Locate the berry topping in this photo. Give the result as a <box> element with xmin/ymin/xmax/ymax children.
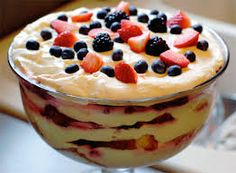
<box><xmin>89</xmin><ymin>21</ymin><xmax>102</xmax><ymax>29</ymax></box>
<box><xmin>112</xmin><ymin>49</ymin><xmax>123</xmax><ymax>61</ymax></box>
<box><xmin>92</xmin><ymin>33</ymin><xmax>114</xmax><ymax>52</ymax></box>
<box><xmin>61</xmin><ymin>48</ymin><xmax>75</xmax><ymax>59</ymax></box>
<box><xmin>151</xmin><ymin>59</ymin><xmax>166</xmax><ymax>74</ymax></box>
<box><xmin>145</xmin><ymin>36</ymin><xmax>169</xmax><ymax>56</ymax></box>
<box><xmin>168</xmin><ymin>65</ymin><xmax>182</xmax><ymax>76</ymax></box>
<box><xmin>65</xmin><ymin>64</ymin><xmax>79</xmax><ymax>74</ymax></box>
<box><xmin>104</xmin><ymin>11</ymin><xmax>129</xmax><ymax>28</ymax></box>
<box><xmin>40</xmin><ymin>30</ymin><xmax>52</xmax><ymax>41</ymax></box>
<box><xmin>170</xmin><ymin>24</ymin><xmax>182</xmax><ymax>34</ymax></box>
<box><xmin>128</xmin><ymin>32</ymin><xmax>150</xmax><ymax>53</ymax></box>
<box><xmin>71</xmin><ymin>12</ymin><xmax>93</xmax><ymax>22</ymax></box>
<box><xmin>192</xmin><ymin>24</ymin><xmax>203</xmax><ymax>33</ymax></box>
<box><xmin>81</xmin><ymin>52</ymin><xmax>104</xmax><ymax>73</ymax></box>
<box><xmin>167</xmin><ymin>10</ymin><xmax>191</xmax><ymax>29</ymax></box>
<box><xmin>26</xmin><ymin>40</ymin><xmax>40</xmax><ymax>50</ymax></box>
<box><xmin>57</xmin><ymin>14</ymin><xmax>68</xmax><ymax>21</ymax></box>
<box><xmin>157</xmin><ymin>12</ymin><xmax>167</xmax><ymax>22</ymax></box>
<box><xmin>103</xmin><ymin>7</ymin><xmax>111</xmax><ymax>13</ymax></box>
<box><xmin>134</xmin><ymin>60</ymin><xmax>148</xmax><ymax>74</ymax></box>
<box><xmin>51</xmin><ymin>20</ymin><xmax>78</xmax><ymax>34</ymax></box>
<box><xmin>97</xmin><ymin>10</ymin><xmax>108</xmax><ymax>19</ymax></box>
<box><xmin>74</xmin><ymin>41</ymin><xmax>87</xmax><ymax>52</ymax></box>
<box><xmin>115</xmin><ymin>62</ymin><xmax>138</xmax><ymax>83</ymax></box>
<box><xmin>114</xmin><ymin>36</ymin><xmax>124</xmax><ymax>43</ymax></box>
<box><xmin>173</xmin><ymin>29</ymin><xmax>199</xmax><ymax>48</ymax></box>
<box><xmin>100</xmin><ymin>66</ymin><xmax>115</xmax><ymax>77</ymax></box>
<box><xmin>197</xmin><ymin>40</ymin><xmax>209</xmax><ymax>51</ymax></box>
<box><xmin>150</xmin><ymin>10</ymin><xmax>159</xmax><ymax>15</ymax></box>
<box><xmin>53</xmin><ymin>31</ymin><xmax>77</xmax><ymax>47</ymax></box>
<box><xmin>110</xmin><ymin>22</ymin><xmax>121</xmax><ymax>32</ymax></box>
<box><xmin>116</xmin><ymin>1</ymin><xmax>130</xmax><ymax>15</ymax></box>
<box><xmin>77</xmin><ymin>48</ymin><xmax>88</xmax><ymax>60</ymax></box>
<box><xmin>117</xmin><ymin>22</ymin><xmax>142</xmax><ymax>42</ymax></box>
<box><xmin>49</xmin><ymin>46</ymin><xmax>62</xmax><ymax>57</ymax></box>
<box><xmin>147</xmin><ymin>16</ymin><xmax>167</xmax><ymax>33</ymax></box>
<box><xmin>129</xmin><ymin>5</ymin><xmax>138</xmax><ymax>16</ymax></box>
<box><xmin>160</xmin><ymin>50</ymin><xmax>190</xmax><ymax>68</ymax></box>
<box><xmin>184</xmin><ymin>51</ymin><xmax>196</xmax><ymax>62</ymax></box>
<box><xmin>88</xmin><ymin>28</ymin><xmax>117</xmax><ymax>38</ymax></box>
<box><xmin>138</xmin><ymin>13</ymin><xmax>149</xmax><ymax>23</ymax></box>
<box><xmin>79</xmin><ymin>25</ymin><xmax>90</xmax><ymax>35</ymax></box>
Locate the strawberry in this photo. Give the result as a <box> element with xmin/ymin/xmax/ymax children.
<box><xmin>120</xmin><ymin>19</ymin><xmax>145</xmax><ymax>30</ymax></box>
<box><xmin>88</xmin><ymin>28</ymin><xmax>118</xmax><ymax>38</ymax></box>
<box><xmin>81</xmin><ymin>52</ymin><xmax>104</xmax><ymax>73</ymax></box>
<box><xmin>118</xmin><ymin>25</ymin><xmax>142</xmax><ymax>42</ymax></box>
<box><xmin>116</xmin><ymin>1</ymin><xmax>130</xmax><ymax>15</ymax></box>
<box><xmin>173</xmin><ymin>29</ymin><xmax>199</xmax><ymax>48</ymax></box>
<box><xmin>160</xmin><ymin>50</ymin><xmax>190</xmax><ymax>68</ymax></box>
<box><xmin>128</xmin><ymin>32</ymin><xmax>150</xmax><ymax>53</ymax></box>
<box><xmin>115</xmin><ymin>62</ymin><xmax>138</xmax><ymax>83</ymax></box>
<box><xmin>53</xmin><ymin>31</ymin><xmax>77</xmax><ymax>47</ymax></box>
<box><xmin>71</xmin><ymin>12</ymin><xmax>93</xmax><ymax>22</ymax></box>
<box><xmin>167</xmin><ymin>10</ymin><xmax>191</xmax><ymax>28</ymax></box>
<box><xmin>51</xmin><ymin>20</ymin><xmax>78</xmax><ymax>34</ymax></box>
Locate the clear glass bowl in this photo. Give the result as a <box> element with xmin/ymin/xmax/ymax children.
<box><xmin>8</xmin><ymin>28</ymin><xmax>229</xmax><ymax>173</ymax></box>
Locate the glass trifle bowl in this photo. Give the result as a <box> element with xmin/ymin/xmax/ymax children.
<box><xmin>8</xmin><ymin>2</ymin><xmax>229</xmax><ymax>173</ymax></box>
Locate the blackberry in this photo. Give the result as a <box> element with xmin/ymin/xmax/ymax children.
<box><xmin>145</xmin><ymin>36</ymin><xmax>169</xmax><ymax>56</ymax></box>
<box><xmin>92</xmin><ymin>33</ymin><xmax>114</xmax><ymax>52</ymax></box>
<box><xmin>148</xmin><ymin>17</ymin><xmax>167</xmax><ymax>33</ymax></box>
<box><xmin>104</xmin><ymin>11</ymin><xmax>129</xmax><ymax>28</ymax></box>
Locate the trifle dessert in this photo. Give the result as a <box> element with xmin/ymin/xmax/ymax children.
<box><xmin>8</xmin><ymin>1</ymin><xmax>228</xmax><ymax>171</ymax></box>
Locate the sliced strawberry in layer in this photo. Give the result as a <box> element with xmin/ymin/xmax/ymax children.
<box><xmin>167</xmin><ymin>10</ymin><xmax>191</xmax><ymax>28</ymax></box>
<box><xmin>160</xmin><ymin>50</ymin><xmax>190</xmax><ymax>68</ymax></box>
<box><xmin>118</xmin><ymin>25</ymin><xmax>142</xmax><ymax>42</ymax></box>
<box><xmin>81</xmin><ymin>52</ymin><xmax>104</xmax><ymax>73</ymax></box>
<box><xmin>71</xmin><ymin>12</ymin><xmax>93</xmax><ymax>22</ymax></box>
<box><xmin>115</xmin><ymin>62</ymin><xmax>138</xmax><ymax>83</ymax></box>
<box><xmin>116</xmin><ymin>1</ymin><xmax>130</xmax><ymax>15</ymax></box>
<box><xmin>173</xmin><ymin>29</ymin><xmax>199</xmax><ymax>48</ymax></box>
<box><xmin>88</xmin><ymin>28</ymin><xmax>118</xmax><ymax>38</ymax></box>
<box><xmin>128</xmin><ymin>32</ymin><xmax>150</xmax><ymax>53</ymax></box>
<box><xmin>120</xmin><ymin>19</ymin><xmax>145</xmax><ymax>31</ymax></box>
<box><xmin>53</xmin><ymin>31</ymin><xmax>77</xmax><ymax>47</ymax></box>
<box><xmin>51</xmin><ymin>20</ymin><xmax>78</xmax><ymax>34</ymax></box>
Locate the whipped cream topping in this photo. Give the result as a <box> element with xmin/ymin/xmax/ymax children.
<box><xmin>11</xmin><ymin>8</ymin><xmax>224</xmax><ymax>99</ymax></box>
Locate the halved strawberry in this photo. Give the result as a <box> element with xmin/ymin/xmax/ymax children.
<box><xmin>88</xmin><ymin>28</ymin><xmax>118</xmax><ymax>39</ymax></box>
<box><xmin>160</xmin><ymin>50</ymin><xmax>190</xmax><ymax>68</ymax></box>
<box><xmin>51</xmin><ymin>20</ymin><xmax>78</xmax><ymax>34</ymax></box>
<box><xmin>81</xmin><ymin>52</ymin><xmax>104</xmax><ymax>73</ymax></box>
<box><xmin>120</xmin><ymin>19</ymin><xmax>145</xmax><ymax>30</ymax></box>
<box><xmin>118</xmin><ymin>25</ymin><xmax>142</xmax><ymax>42</ymax></box>
<box><xmin>71</xmin><ymin>12</ymin><xmax>93</xmax><ymax>22</ymax></box>
<box><xmin>128</xmin><ymin>32</ymin><xmax>150</xmax><ymax>53</ymax></box>
<box><xmin>167</xmin><ymin>10</ymin><xmax>191</xmax><ymax>28</ymax></box>
<box><xmin>173</xmin><ymin>29</ymin><xmax>199</xmax><ymax>48</ymax></box>
<box><xmin>116</xmin><ymin>1</ymin><xmax>130</xmax><ymax>15</ymax></box>
<box><xmin>115</xmin><ymin>62</ymin><xmax>138</xmax><ymax>83</ymax></box>
<box><xmin>53</xmin><ymin>31</ymin><xmax>77</xmax><ymax>47</ymax></box>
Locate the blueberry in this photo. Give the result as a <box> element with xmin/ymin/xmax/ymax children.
<box><xmin>74</xmin><ymin>41</ymin><xmax>87</xmax><ymax>52</ymax></box>
<box><xmin>134</xmin><ymin>60</ymin><xmax>148</xmax><ymax>73</ymax></box>
<box><xmin>110</xmin><ymin>22</ymin><xmax>121</xmax><ymax>32</ymax></box>
<box><xmin>100</xmin><ymin>66</ymin><xmax>115</xmax><ymax>77</ymax></box>
<box><xmin>197</xmin><ymin>40</ymin><xmax>209</xmax><ymax>51</ymax></box>
<box><xmin>151</xmin><ymin>59</ymin><xmax>166</xmax><ymax>74</ymax></box>
<box><xmin>89</xmin><ymin>21</ymin><xmax>102</xmax><ymax>29</ymax></box>
<box><xmin>168</xmin><ymin>65</ymin><xmax>182</xmax><ymax>76</ymax></box>
<box><xmin>26</xmin><ymin>40</ymin><xmax>40</xmax><ymax>50</ymax></box>
<box><xmin>150</xmin><ymin>10</ymin><xmax>159</xmax><ymax>15</ymax></box>
<box><xmin>114</xmin><ymin>36</ymin><xmax>124</xmax><ymax>43</ymax></box>
<box><xmin>137</xmin><ymin>13</ymin><xmax>149</xmax><ymax>23</ymax></box>
<box><xmin>79</xmin><ymin>25</ymin><xmax>90</xmax><ymax>35</ymax></box>
<box><xmin>65</xmin><ymin>64</ymin><xmax>79</xmax><ymax>74</ymax></box>
<box><xmin>77</xmin><ymin>48</ymin><xmax>88</xmax><ymax>60</ymax></box>
<box><xmin>102</xmin><ymin>7</ymin><xmax>111</xmax><ymax>13</ymax></box>
<box><xmin>170</xmin><ymin>24</ymin><xmax>182</xmax><ymax>34</ymax></box>
<box><xmin>148</xmin><ymin>17</ymin><xmax>167</xmax><ymax>33</ymax></box>
<box><xmin>40</xmin><ymin>30</ymin><xmax>52</xmax><ymax>41</ymax></box>
<box><xmin>184</xmin><ymin>51</ymin><xmax>196</xmax><ymax>62</ymax></box>
<box><xmin>129</xmin><ymin>5</ymin><xmax>138</xmax><ymax>16</ymax></box>
<box><xmin>192</xmin><ymin>24</ymin><xmax>203</xmax><ymax>33</ymax></box>
<box><xmin>57</xmin><ymin>14</ymin><xmax>68</xmax><ymax>21</ymax></box>
<box><xmin>112</xmin><ymin>49</ymin><xmax>123</xmax><ymax>61</ymax></box>
<box><xmin>61</xmin><ymin>48</ymin><xmax>75</xmax><ymax>59</ymax></box>
<box><xmin>97</xmin><ymin>10</ymin><xmax>108</xmax><ymax>19</ymax></box>
<box><xmin>49</xmin><ymin>46</ymin><xmax>62</xmax><ymax>57</ymax></box>
<box><xmin>157</xmin><ymin>12</ymin><xmax>167</xmax><ymax>22</ymax></box>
